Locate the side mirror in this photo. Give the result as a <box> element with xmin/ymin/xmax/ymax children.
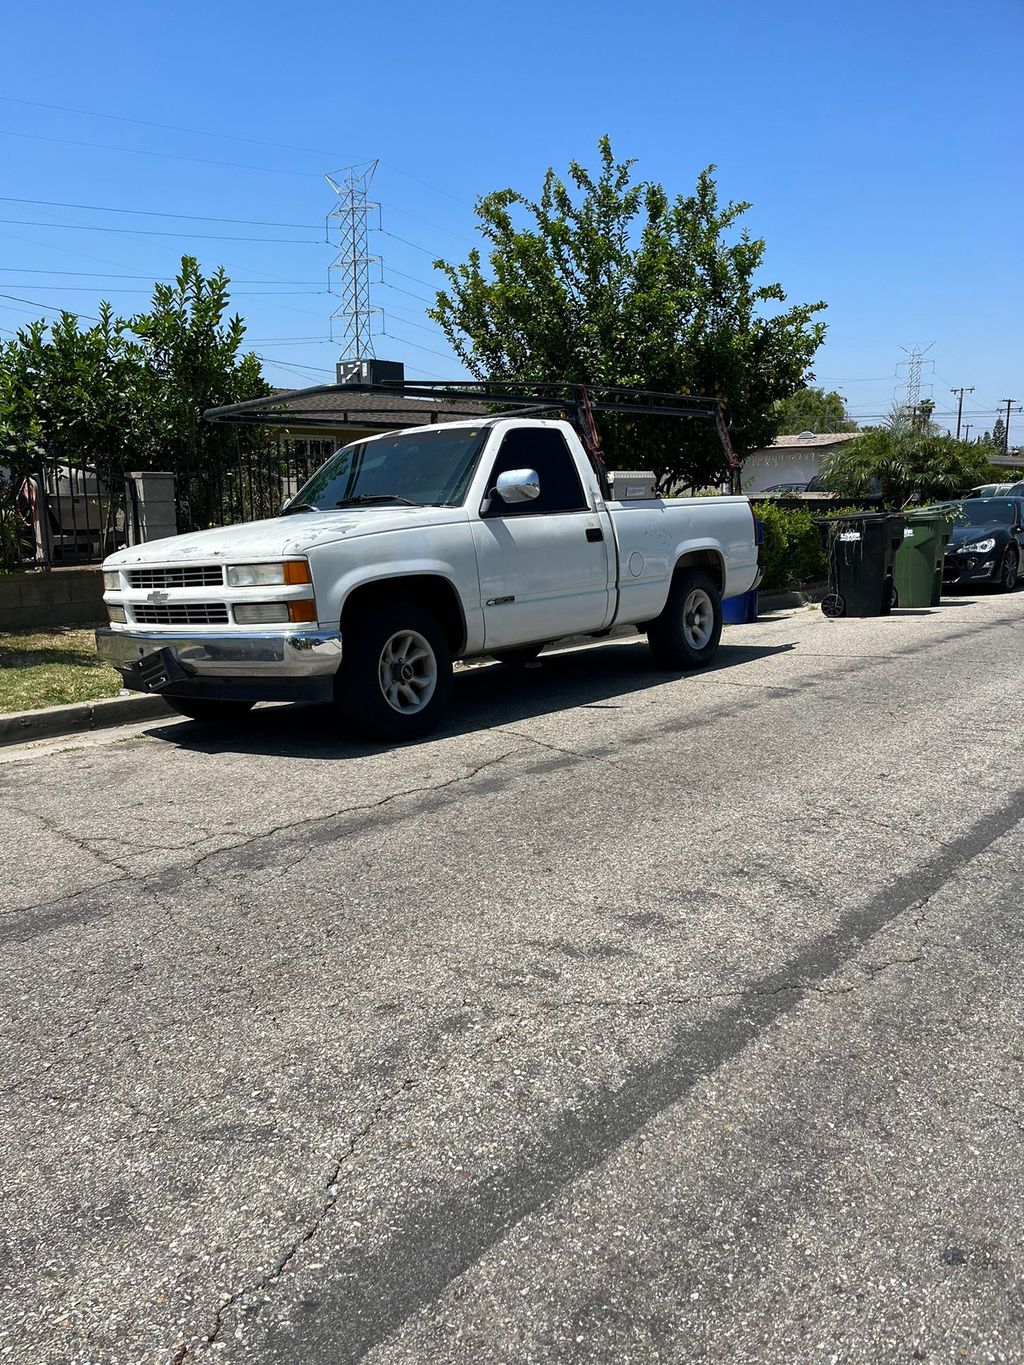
<box><xmin>280</xmin><ymin>496</ymin><xmax>293</xmax><ymax>512</ymax></box>
<box><xmin>495</xmin><ymin>468</ymin><xmax>540</xmax><ymax>505</ymax></box>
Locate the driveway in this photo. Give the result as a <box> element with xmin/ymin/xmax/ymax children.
<box><xmin>2</xmin><ymin>595</ymin><xmax>1023</xmax><ymax>1364</ymax></box>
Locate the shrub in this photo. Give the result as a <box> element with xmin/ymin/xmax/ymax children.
<box><xmin>756</xmin><ymin>502</ymin><xmax>827</xmax><ymax>591</ymax></box>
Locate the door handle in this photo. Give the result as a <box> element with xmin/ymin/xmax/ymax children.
<box><xmin>586</xmin><ymin>527</ymin><xmax>604</xmax><ymax>543</ymax></box>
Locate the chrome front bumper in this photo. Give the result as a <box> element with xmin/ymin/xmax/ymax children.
<box><xmin>96</xmin><ymin>627</ymin><xmax>343</xmax><ymax>703</ymax></box>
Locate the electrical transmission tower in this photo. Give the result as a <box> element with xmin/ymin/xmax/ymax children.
<box><xmin>326</xmin><ymin>161</ymin><xmax>381</xmax><ymax>372</ymax></box>
<box><xmin>896</xmin><ymin>343</ymin><xmax>934</xmax><ymax>418</ymax></box>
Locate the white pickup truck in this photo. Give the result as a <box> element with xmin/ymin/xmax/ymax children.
<box><xmin>96</xmin><ymin>417</ymin><xmax>759</xmax><ymax>739</ymax></box>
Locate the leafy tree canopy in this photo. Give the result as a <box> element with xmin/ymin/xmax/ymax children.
<box><xmin>431</xmin><ymin>138</ymin><xmax>827</xmax><ymax>489</ymax></box>
<box><xmin>823</xmin><ymin>405</ymin><xmax>993</xmax><ymax>507</ymax></box>
<box><xmin>0</xmin><ymin>257</ymin><xmax>268</xmax><ymax>496</ymax></box>
<box><xmin>774</xmin><ymin>387</ymin><xmax>857</xmax><ymax>434</ymax></box>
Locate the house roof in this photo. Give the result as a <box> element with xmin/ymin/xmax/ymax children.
<box><xmin>763</xmin><ymin>432</ymin><xmax>861</xmax><ymax>449</ymax></box>
<box><xmin>206</xmin><ymin>384</ymin><xmax>489</xmax><ymax>432</ymax></box>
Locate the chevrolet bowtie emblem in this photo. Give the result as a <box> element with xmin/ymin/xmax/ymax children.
<box><xmin>147</xmin><ymin>589</ymin><xmax>170</xmax><ymax>604</ymax></box>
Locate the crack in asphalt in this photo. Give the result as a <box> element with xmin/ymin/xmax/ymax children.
<box><xmin>182</xmin><ymin>1075</ymin><xmax>422</xmax><ymax>1362</ymax></box>
<box><xmin>231</xmin><ymin>783</ymin><xmax>1024</xmax><ymax>1364</ymax></box>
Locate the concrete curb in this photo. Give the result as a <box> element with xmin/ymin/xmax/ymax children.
<box><xmin>757</xmin><ymin>585</ymin><xmax>827</xmax><ymax>612</ymax></box>
<box><xmin>0</xmin><ymin>693</ymin><xmax>173</xmax><ymax>748</ymax></box>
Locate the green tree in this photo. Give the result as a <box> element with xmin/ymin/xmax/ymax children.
<box><xmin>822</xmin><ymin>406</ymin><xmax>992</xmax><ymax>506</ymax></box>
<box><xmin>129</xmin><ymin>257</ymin><xmax>269</xmax><ymax>526</ymax></box>
<box><xmin>992</xmin><ymin>415</ymin><xmax>1007</xmax><ymax>452</ymax></box>
<box><xmin>431</xmin><ymin>138</ymin><xmax>826</xmax><ymax>489</ymax></box>
<box><xmin>774</xmin><ymin>387</ymin><xmax>857</xmax><ymax>434</ymax></box>
<box><xmin>0</xmin><ymin>303</ymin><xmax>149</xmax><ymax>475</ymax></box>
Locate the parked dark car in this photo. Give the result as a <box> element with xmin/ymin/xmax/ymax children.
<box><xmin>929</xmin><ymin>497</ymin><xmax>1024</xmax><ymax>591</ymax></box>
<box><xmin>760</xmin><ymin>481</ymin><xmax>810</xmax><ymax>493</ymax></box>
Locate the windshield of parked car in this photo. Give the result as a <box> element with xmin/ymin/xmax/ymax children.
<box><xmin>933</xmin><ymin>499</ymin><xmax>1018</xmax><ymax>526</ymax></box>
<box><xmin>286</xmin><ymin>426</ymin><xmax>489</xmax><ymax>512</ymax></box>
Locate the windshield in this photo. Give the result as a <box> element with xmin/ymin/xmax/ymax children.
<box><xmin>933</xmin><ymin>499</ymin><xmax>1018</xmax><ymax>526</ymax></box>
<box><xmin>288</xmin><ymin>426</ymin><xmax>488</xmax><ymax>512</ymax></box>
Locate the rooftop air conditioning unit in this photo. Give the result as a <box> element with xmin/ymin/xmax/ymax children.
<box><xmin>337</xmin><ymin>359</ymin><xmax>405</xmax><ymax>387</ymax></box>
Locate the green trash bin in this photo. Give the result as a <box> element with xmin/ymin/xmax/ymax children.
<box><xmin>893</xmin><ymin>511</ymin><xmax>952</xmax><ymax>607</ymax></box>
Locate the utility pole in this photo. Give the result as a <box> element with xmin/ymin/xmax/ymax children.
<box><xmin>950</xmin><ymin>386</ymin><xmax>974</xmax><ymax>441</ymax></box>
<box><xmin>1000</xmin><ymin>398</ymin><xmax>1019</xmax><ymax>454</ymax></box>
<box><xmin>963</xmin><ymin>423</ymin><xmax>972</xmax><ymax>443</ymax></box>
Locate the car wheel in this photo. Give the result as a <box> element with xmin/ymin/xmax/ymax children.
<box><xmin>166</xmin><ymin>698</ymin><xmax>256</xmax><ymax>724</ymax></box>
<box><xmin>647</xmin><ymin>568</ymin><xmax>722</xmax><ymax>669</ymax></box>
<box><xmin>335</xmin><ymin>602</ymin><xmax>453</xmax><ymax>741</ymax></box>
<box><xmin>492</xmin><ymin>644</ymin><xmax>544</xmax><ymax>665</ymax></box>
<box><xmin>998</xmin><ymin>547</ymin><xmax>1019</xmax><ymax>593</ymax></box>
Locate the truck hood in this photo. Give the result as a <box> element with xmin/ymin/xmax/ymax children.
<box><xmin>105</xmin><ymin>505</ymin><xmax>467</xmax><ymax>565</ymax></box>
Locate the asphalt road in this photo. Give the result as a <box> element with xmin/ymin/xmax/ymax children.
<box><xmin>2</xmin><ymin>593</ymin><xmax>1023</xmax><ymax>1365</ymax></box>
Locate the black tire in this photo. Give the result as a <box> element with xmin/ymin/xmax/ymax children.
<box><xmin>821</xmin><ymin>593</ymin><xmax>846</xmax><ymax>618</ymax></box>
<box><xmin>493</xmin><ymin>644</ymin><xmax>544</xmax><ymax>666</ymax></box>
<box><xmin>335</xmin><ymin>601</ymin><xmax>453</xmax><ymax>742</ymax></box>
<box><xmin>997</xmin><ymin>547</ymin><xmax>1019</xmax><ymax>593</ymax></box>
<box><xmin>647</xmin><ymin>568</ymin><xmax>722</xmax><ymax>670</ymax></box>
<box><xmin>165</xmin><ymin>698</ymin><xmax>256</xmax><ymax>724</ymax></box>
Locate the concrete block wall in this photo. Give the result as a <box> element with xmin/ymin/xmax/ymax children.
<box><xmin>0</xmin><ymin>569</ymin><xmax>105</xmax><ymax>631</ymax></box>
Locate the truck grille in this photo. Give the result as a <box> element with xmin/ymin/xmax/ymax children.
<box><xmin>132</xmin><ymin>603</ymin><xmax>229</xmax><ymax>626</ymax></box>
<box><xmin>128</xmin><ymin>565</ymin><xmax>224</xmax><ymax>589</ymax></box>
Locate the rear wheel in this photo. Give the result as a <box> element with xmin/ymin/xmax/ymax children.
<box><xmin>997</xmin><ymin>547</ymin><xmax>1019</xmax><ymax>592</ymax></box>
<box><xmin>647</xmin><ymin>568</ymin><xmax>722</xmax><ymax>669</ymax></box>
<box><xmin>165</xmin><ymin>698</ymin><xmax>256</xmax><ymax>724</ymax></box>
<box><xmin>335</xmin><ymin>602</ymin><xmax>452</xmax><ymax>741</ymax></box>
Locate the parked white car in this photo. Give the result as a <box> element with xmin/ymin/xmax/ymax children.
<box><xmin>96</xmin><ymin>418</ymin><xmax>760</xmax><ymax>739</ymax></box>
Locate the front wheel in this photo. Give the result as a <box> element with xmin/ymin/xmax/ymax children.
<box><xmin>165</xmin><ymin>698</ymin><xmax>256</xmax><ymax>725</ymax></box>
<box><xmin>647</xmin><ymin>569</ymin><xmax>722</xmax><ymax>669</ymax></box>
<box><xmin>997</xmin><ymin>547</ymin><xmax>1019</xmax><ymax>592</ymax></box>
<box><xmin>335</xmin><ymin>602</ymin><xmax>453</xmax><ymax>741</ymax></box>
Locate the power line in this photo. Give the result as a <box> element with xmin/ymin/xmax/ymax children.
<box><xmin>379</xmin><ymin>327</ymin><xmax>461</xmax><ymax>363</ymax></box>
<box><xmin>0</xmin><ymin>196</ymin><xmax>323</xmax><ymax>229</ymax></box>
<box><xmin>0</xmin><ymin>96</ymin><xmax>474</xmax><ymax>207</ymax></box>
<box><xmin>377</xmin><ymin>228</ymin><xmax>442</xmax><ymax>259</ymax></box>
<box><xmin>0</xmin><ymin>269</ymin><xmax>322</xmax><ymax>282</ymax></box>
<box><xmin>0</xmin><ymin>126</ymin><xmax>323</xmax><ymax>177</ymax></box>
<box><xmin>0</xmin><ymin>217</ymin><xmax>321</xmax><ymax>243</ymax></box>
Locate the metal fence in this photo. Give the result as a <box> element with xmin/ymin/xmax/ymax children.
<box><xmin>1</xmin><ymin>456</ymin><xmax>138</xmax><ymax>570</ymax></box>
<box><xmin>176</xmin><ymin>437</ymin><xmax>338</xmax><ymax>534</ymax></box>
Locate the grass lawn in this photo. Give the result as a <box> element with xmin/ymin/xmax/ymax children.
<box><xmin>0</xmin><ymin>627</ymin><xmax>122</xmax><ymax>713</ymax></box>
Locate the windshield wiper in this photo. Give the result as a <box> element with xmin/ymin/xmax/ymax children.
<box><xmin>281</xmin><ymin>502</ymin><xmax>321</xmax><ymax>515</ymax></box>
<box><xmin>335</xmin><ymin>494</ymin><xmax>422</xmax><ymax>508</ymax></box>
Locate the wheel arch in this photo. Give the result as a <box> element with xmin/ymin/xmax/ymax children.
<box><xmin>340</xmin><ymin>574</ymin><xmax>467</xmax><ymax>654</ymax></box>
<box><xmin>672</xmin><ymin>546</ymin><xmax>725</xmax><ymax>595</ymax></box>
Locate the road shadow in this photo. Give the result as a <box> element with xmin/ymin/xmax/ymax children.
<box><xmin>145</xmin><ymin>636</ymin><xmax>797</xmax><ymax>762</ymax></box>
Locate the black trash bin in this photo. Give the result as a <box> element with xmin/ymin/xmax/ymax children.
<box><xmin>815</xmin><ymin>512</ymin><xmax>906</xmax><ymax>618</ymax></box>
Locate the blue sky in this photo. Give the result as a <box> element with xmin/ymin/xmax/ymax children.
<box><xmin>1</xmin><ymin>0</ymin><xmax>1020</xmax><ymax>439</ymax></box>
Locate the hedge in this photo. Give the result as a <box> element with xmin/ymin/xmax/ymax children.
<box><xmin>756</xmin><ymin>503</ymin><xmax>828</xmax><ymax>592</ymax></box>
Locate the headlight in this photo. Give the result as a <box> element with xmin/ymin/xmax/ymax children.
<box><xmin>103</xmin><ymin>570</ymin><xmax>120</xmax><ymax>590</ymax></box>
<box><xmin>227</xmin><ymin>560</ymin><xmax>310</xmax><ymax>587</ymax></box>
<box><xmin>107</xmin><ymin>604</ymin><xmax>127</xmax><ymax>623</ymax></box>
<box><xmin>234</xmin><ymin>603</ymin><xmax>291</xmax><ymax>624</ymax></box>
<box><xmin>962</xmin><ymin>538</ymin><xmax>996</xmax><ymax>554</ymax></box>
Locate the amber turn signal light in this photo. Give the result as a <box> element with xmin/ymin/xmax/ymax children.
<box><xmin>283</xmin><ymin>560</ymin><xmax>312</xmax><ymax>585</ymax></box>
<box><xmin>288</xmin><ymin>599</ymin><xmax>317</xmax><ymax>623</ymax></box>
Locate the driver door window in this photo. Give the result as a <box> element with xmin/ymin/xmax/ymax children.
<box><xmin>484</xmin><ymin>429</ymin><xmax>588</xmax><ymax>516</ymax></box>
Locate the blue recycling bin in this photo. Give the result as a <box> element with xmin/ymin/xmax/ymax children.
<box><xmin>722</xmin><ymin>589</ymin><xmax>758</xmax><ymax>624</ymax></box>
